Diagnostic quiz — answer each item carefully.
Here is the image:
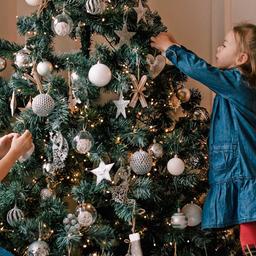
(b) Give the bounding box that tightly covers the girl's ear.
[236,52,249,65]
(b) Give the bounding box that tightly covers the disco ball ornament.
[182,202,202,227]
[76,203,97,228]
[25,0,41,6]
[86,0,105,14]
[32,94,55,117]
[36,61,53,76]
[148,141,163,159]
[88,62,112,87]
[18,143,35,163]
[14,46,32,68]
[0,57,7,71]
[130,149,153,175]
[177,87,191,103]
[167,155,185,176]
[28,240,50,256]
[7,205,24,226]
[52,12,73,37]
[72,130,94,154]
[171,208,188,229]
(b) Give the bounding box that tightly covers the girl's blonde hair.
[233,23,256,86]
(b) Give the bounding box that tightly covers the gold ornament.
[177,87,191,103]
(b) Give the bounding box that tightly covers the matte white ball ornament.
[36,61,53,76]
[182,202,202,227]
[25,0,41,6]
[167,154,185,176]
[88,61,112,87]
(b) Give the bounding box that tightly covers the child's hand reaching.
[9,130,33,158]
[151,32,179,52]
[0,133,18,159]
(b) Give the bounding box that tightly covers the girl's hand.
[0,133,18,158]
[151,32,178,52]
[9,130,33,158]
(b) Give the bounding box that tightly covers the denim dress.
[166,45,256,229]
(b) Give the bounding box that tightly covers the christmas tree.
[0,0,240,255]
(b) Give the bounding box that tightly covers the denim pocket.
[210,143,238,171]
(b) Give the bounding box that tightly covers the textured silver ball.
[130,149,153,175]
[7,205,24,226]
[32,94,55,117]
[28,240,50,256]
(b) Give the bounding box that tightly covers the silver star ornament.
[91,160,114,185]
[113,92,130,118]
[134,0,147,23]
[114,23,136,48]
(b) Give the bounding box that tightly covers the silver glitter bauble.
[52,12,73,37]
[7,205,24,226]
[171,208,188,229]
[130,149,153,175]
[28,240,50,256]
[76,203,97,228]
[85,0,105,14]
[181,202,202,227]
[148,142,163,159]
[72,130,94,154]
[14,46,32,68]
[32,94,55,117]
[0,57,7,71]
[40,188,53,200]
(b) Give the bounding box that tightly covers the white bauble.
[32,94,55,117]
[36,61,53,76]
[182,202,202,227]
[88,62,112,87]
[28,240,50,256]
[25,0,41,6]
[18,143,35,163]
[171,208,188,229]
[167,154,185,176]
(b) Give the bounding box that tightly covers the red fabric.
[240,222,256,248]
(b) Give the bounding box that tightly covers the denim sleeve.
[165,45,242,99]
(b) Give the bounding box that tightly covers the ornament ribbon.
[129,74,148,108]
[37,0,49,17]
